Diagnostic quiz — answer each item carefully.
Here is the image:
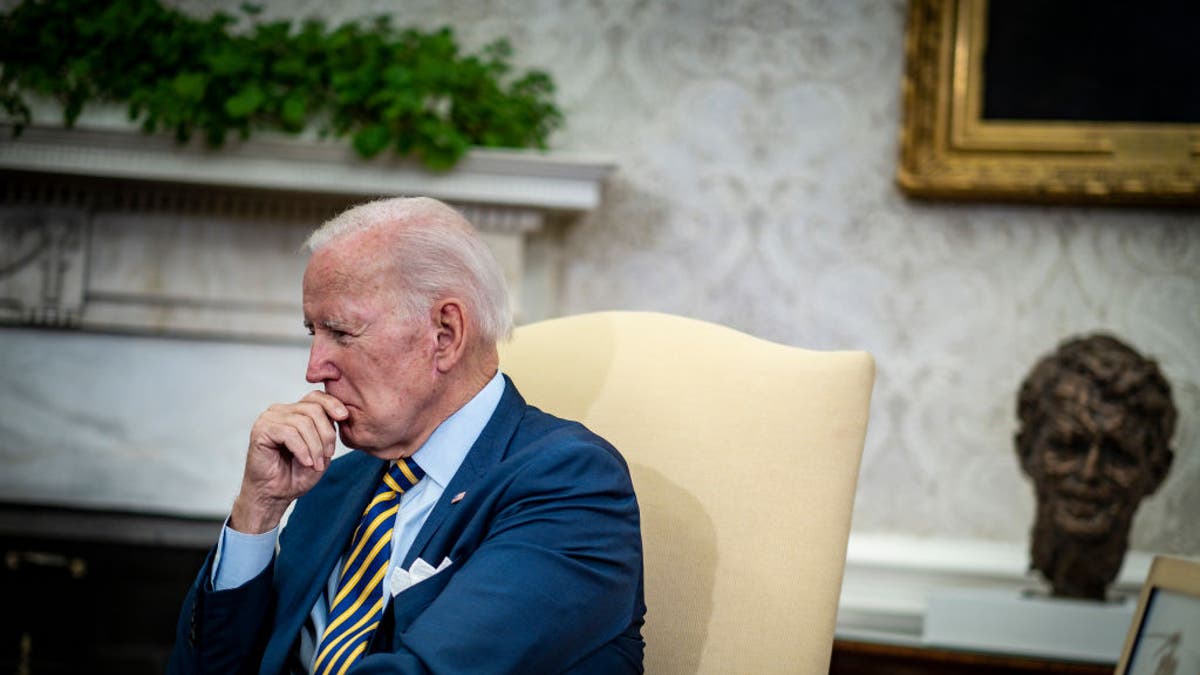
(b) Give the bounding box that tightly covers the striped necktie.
[313,458,425,675]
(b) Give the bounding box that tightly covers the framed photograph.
[897,0,1200,205]
[1114,556,1200,675]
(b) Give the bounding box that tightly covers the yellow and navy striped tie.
[313,458,424,675]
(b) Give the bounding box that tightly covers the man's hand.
[230,391,349,534]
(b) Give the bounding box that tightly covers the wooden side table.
[830,639,1115,675]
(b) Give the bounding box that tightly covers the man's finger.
[301,390,349,421]
[301,411,336,468]
[289,400,340,459]
[272,424,316,469]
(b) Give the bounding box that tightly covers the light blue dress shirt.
[212,370,505,671]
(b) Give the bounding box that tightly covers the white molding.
[0,123,616,212]
[0,123,614,339]
[836,532,1154,647]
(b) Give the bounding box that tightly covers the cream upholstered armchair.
[498,312,875,674]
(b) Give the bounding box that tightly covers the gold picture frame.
[897,0,1200,205]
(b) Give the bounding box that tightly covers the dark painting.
[982,1,1200,124]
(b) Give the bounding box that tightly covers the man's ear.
[432,299,467,373]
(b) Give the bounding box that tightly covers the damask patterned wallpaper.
[169,0,1199,553]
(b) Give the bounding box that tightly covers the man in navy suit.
[169,197,645,674]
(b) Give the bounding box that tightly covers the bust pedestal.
[923,587,1136,663]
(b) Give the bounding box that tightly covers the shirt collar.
[408,370,505,489]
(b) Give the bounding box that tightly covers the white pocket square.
[390,556,453,596]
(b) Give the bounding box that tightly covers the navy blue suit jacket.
[169,378,645,674]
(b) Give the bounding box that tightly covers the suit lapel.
[401,377,526,568]
[264,453,385,672]
[294,456,385,614]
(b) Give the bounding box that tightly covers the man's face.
[1029,384,1158,538]
[301,230,441,459]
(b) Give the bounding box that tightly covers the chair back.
[499,311,874,674]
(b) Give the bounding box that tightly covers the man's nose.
[306,339,338,383]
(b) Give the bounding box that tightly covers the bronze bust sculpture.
[1015,335,1177,600]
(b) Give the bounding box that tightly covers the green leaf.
[272,56,307,78]
[206,47,250,77]
[224,85,265,118]
[421,149,456,171]
[382,64,411,87]
[280,92,306,129]
[352,124,391,158]
[171,72,208,102]
[62,94,84,126]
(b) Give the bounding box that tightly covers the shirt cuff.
[212,520,278,590]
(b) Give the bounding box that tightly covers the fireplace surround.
[0,123,613,670]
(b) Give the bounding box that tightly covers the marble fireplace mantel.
[0,123,615,341]
[0,124,613,211]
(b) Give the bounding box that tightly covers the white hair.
[305,197,513,343]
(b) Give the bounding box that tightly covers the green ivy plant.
[0,0,563,170]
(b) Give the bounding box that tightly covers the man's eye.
[306,326,315,336]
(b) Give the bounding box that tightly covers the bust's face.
[1027,376,1159,538]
